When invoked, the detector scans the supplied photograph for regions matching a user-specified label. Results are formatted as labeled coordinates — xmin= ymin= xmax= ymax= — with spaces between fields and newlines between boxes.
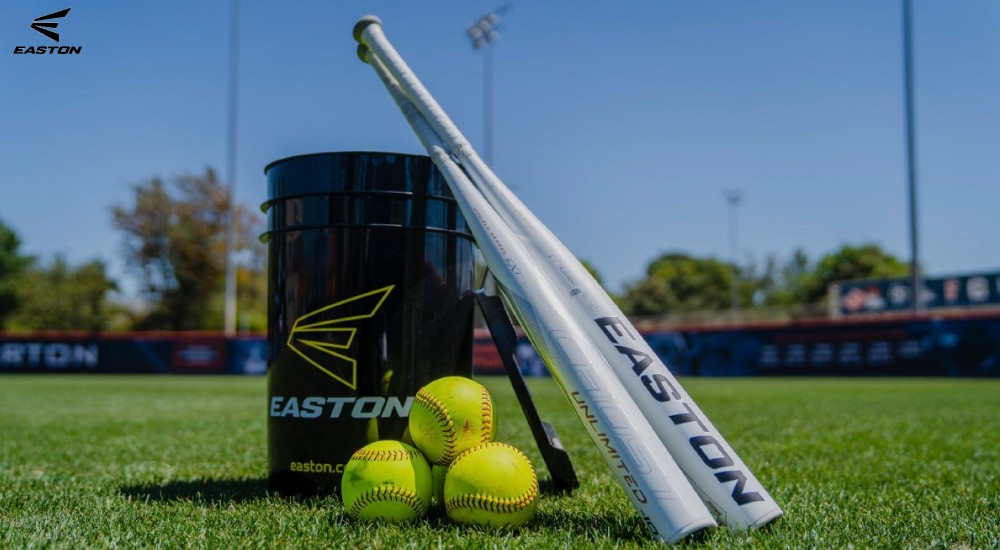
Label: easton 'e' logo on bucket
xmin=287 ymin=286 xmax=394 ymax=389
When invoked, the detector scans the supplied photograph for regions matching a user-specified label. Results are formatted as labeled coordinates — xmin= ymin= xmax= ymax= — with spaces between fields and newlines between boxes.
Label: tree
xmin=0 ymin=218 xmax=33 ymax=328
xmin=112 ymin=168 xmax=264 ymax=330
xmin=793 ymin=243 xmax=909 ymax=304
xmin=236 ymin=242 xmax=268 ymax=331
xmin=753 ymin=248 xmax=811 ymax=306
xmin=9 ymin=256 xmax=119 ymax=332
xmin=620 ymin=252 xmax=736 ymax=316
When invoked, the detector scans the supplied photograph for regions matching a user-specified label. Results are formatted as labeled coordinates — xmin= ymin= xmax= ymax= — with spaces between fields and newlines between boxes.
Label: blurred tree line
xmin=111 ymin=168 xmax=264 ymax=330
xmin=0 ymin=168 xmax=266 ymax=332
xmin=0 ymin=168 xmax=910 ymax=331
xmin=613 ymin=244 xmax=908 ymax=318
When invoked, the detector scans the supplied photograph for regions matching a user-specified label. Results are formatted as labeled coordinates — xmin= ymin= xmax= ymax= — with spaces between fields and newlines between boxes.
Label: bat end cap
xmin=353 ymin=15 xmax=382 ymax=43
xmin=356 ymin=44 xmax=371 ymax=64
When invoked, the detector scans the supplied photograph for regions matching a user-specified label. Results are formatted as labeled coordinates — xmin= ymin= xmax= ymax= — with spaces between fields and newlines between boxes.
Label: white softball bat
xmin=354 ymin=15 xmax=781 ymax=530
xmin=355 ymin=29 xmax=717 ymax=542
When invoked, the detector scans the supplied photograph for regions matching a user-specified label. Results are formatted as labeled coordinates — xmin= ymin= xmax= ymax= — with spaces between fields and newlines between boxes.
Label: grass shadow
xmin=530 ymin=503 xmax=652 ymax=544
xmin=538 ymin=477 xmax=578 ymax=496
xmin=120 ymin=477 xmax=273 ymax=505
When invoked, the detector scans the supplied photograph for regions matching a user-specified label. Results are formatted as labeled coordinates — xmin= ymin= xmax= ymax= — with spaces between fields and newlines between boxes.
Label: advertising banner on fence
xmin=644 ymin=316 xmax=1000 ymax=377
xmin=475 ymin=315 xmax=1000 ymax=378
xmin=832 ymin=271 xmax=1000 ymax=316
xmin=0 ymin=334 xmax=267 ymax=375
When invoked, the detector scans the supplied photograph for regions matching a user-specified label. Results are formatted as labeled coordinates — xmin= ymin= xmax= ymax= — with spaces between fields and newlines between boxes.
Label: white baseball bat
xmin=357 ymin=36 xmax=717 ymax=543
xmin=355 ymin=16 xmax=782 ymax=529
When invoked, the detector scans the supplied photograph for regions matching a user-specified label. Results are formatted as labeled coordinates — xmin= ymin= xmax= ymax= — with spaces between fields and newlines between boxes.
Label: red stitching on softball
xmin=479 ymin=386 xmax=495 ymax=443
xmin=415 ymin=389 xmax=457 ymax=463
xmin=349 ymin=484 xmax=428 ymax=517
xmin=350 ymin=447 xmax=422 ymax=463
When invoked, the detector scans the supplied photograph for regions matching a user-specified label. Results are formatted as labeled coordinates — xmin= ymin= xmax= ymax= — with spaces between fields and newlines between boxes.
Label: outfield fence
xmin=476 ymin=309 xmax=1000 ymax=378
xmin=3 ymin=309 xmax=999 ymax=377
xmin=0 ymin=332 xmax=267 ymax=375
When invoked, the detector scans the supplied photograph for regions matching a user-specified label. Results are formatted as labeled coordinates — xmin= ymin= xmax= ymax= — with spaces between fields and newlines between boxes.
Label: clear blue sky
xmin=2 ymin=1 xmax=998 ymax=296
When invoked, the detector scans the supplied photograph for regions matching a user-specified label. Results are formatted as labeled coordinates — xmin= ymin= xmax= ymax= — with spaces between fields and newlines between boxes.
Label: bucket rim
xmin=259 ymin=188 xmax=460 ymax=214
xmin=258 ymin=222 xmax=477 ymax=244
xmin=263 ymin=150 xmax=429 ymax=175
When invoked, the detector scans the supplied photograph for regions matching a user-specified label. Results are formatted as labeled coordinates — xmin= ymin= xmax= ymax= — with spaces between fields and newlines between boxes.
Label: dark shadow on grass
xmin=528 ymin=504 xmax=652 ymax=544
xmin=538 ymin=477 xmax=578 ymax=496
xmin=120 ymin=477 xmax=274 ymax=505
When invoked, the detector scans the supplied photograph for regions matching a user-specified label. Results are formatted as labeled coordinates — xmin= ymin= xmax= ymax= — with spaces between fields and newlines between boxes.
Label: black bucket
xmin=262 ymin=151 xmax=477 ymax=496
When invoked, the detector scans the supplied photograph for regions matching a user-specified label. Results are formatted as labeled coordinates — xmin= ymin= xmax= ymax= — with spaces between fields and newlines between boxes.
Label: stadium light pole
xmin=223 ymin=0 xmax=241 ymax=336
xmin=902 ymin=0 xmax=923 ymax=314
xmin=724 ymin=189 xmax=743 ymax=323
xmin=467 ymin=6 xmax=509 ymax=165
xmin=468 ymin=7 xmax=508 ymax=298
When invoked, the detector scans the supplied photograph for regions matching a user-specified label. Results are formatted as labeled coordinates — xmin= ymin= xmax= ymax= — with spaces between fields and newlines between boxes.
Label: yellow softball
xmin=408 ymin=376 xmax=497 ymax=466
xmin=444 ymin=442 xmax=539 ymax=529
xmin=340 ymin=440 xmax=432 ymax=522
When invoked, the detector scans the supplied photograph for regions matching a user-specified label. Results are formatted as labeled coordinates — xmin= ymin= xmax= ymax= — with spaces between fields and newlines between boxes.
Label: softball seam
xmin=350 ymin=447 xmax=422 ymax=463
xmin=348 ymin=485 xmax=429 ymax=518
xmin=479 ymin=386 xmax=495 ymax=444
xmin=414 ymin=390 xmax=457 ymax=463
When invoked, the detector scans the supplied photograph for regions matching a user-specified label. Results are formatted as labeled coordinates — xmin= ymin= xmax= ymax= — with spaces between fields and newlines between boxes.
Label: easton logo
xmin=13 ymin=8 xmax=82 ymax=55
xmin=595 ymin=315 xmax=767 ymax=507
xmin=287 ymin=286 xmax=394 ymax=390
xmin=31 ymin=8 xmax=71 ymax=42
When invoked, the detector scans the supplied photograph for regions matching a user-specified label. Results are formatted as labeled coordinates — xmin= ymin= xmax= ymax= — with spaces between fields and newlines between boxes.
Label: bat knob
xmin=353 ymin=15 xmax=382 ymax=43
xmin=356 ymin=44 xmax=371 ymax=64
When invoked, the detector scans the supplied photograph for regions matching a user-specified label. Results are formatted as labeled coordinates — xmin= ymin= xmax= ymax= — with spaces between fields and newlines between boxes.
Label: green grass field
xmin=1 ymin=375 xmax=997 ymax=548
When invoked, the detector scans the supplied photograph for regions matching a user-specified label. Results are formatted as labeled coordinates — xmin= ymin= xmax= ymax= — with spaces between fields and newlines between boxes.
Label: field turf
xmin=0 ymin=375 xmax=997 ymax=548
